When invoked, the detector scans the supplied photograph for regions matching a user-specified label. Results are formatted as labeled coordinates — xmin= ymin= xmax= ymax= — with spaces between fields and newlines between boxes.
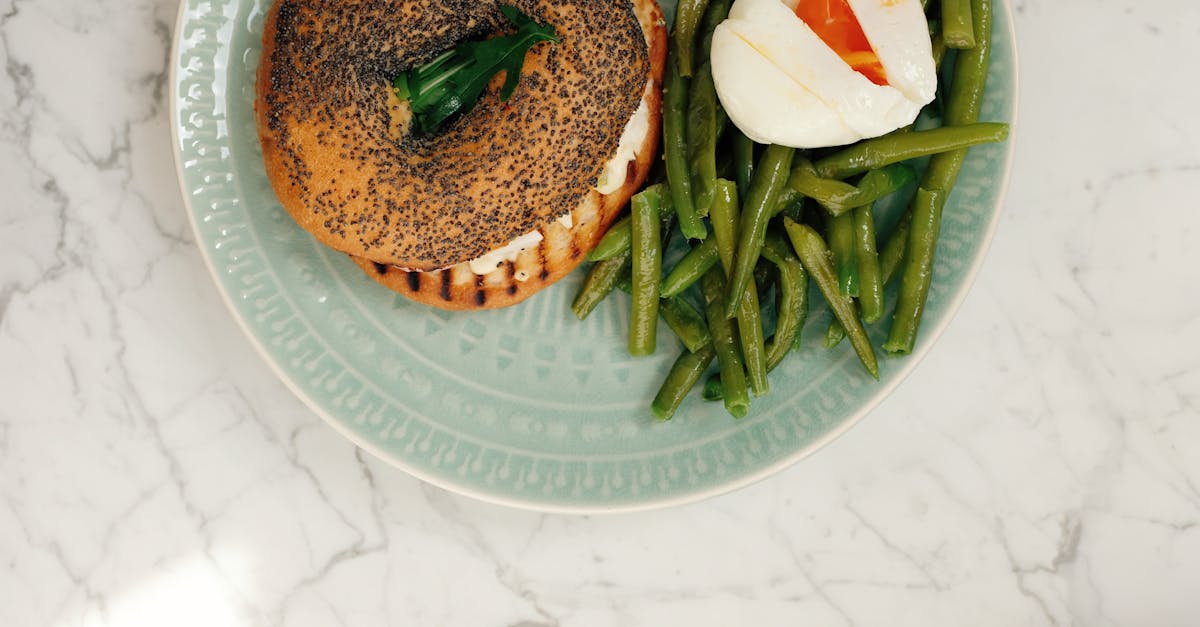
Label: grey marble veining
xmin=2 ymin=0 xmax=1200 ymax=625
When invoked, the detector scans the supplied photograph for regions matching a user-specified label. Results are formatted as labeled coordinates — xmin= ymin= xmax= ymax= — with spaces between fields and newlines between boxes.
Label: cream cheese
xmin=594 ymin=96 xmax=651 ymax=195
xmin=466 ymin=230 xmax=544 ymax=275
xmin=464 ymin=92 xmax=651 ymax=276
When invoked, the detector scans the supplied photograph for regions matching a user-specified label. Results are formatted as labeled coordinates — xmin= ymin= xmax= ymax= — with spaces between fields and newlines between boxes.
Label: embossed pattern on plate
xmin=172 ymin=0 xmax=1017 ymax=512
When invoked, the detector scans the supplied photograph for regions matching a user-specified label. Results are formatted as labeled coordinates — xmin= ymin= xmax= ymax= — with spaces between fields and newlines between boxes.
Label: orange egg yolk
xmin=793 ymin=0 xmax=889 ymax=86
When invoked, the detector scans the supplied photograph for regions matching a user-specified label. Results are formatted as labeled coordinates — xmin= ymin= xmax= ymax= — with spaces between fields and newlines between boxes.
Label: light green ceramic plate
xmin=171 ymin=0 xmax=1017 ymax=513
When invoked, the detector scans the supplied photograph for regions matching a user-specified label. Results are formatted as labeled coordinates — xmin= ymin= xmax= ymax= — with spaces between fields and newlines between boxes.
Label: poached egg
xmin=711 ymin=0 xmax=937 ymax=148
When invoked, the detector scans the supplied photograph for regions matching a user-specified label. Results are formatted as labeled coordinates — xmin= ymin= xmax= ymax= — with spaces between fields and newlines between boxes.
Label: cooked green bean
xmin=659 ymin=296 xmax=712 ymax=353
xmin=571 ymin=250 xmax=631 ymax=320
xmin=687 ymin=62 xmax=719 ymax=216
xmin=880 ymin=208 xmax=913 ymax=285
xmin=614 ymin=275 xmax=711 ymax=353
xmin=701 ymin=373 xmax=725 ymax=402
xmin=813 ymin=122 xmax=1008 ymax=179
xmin=943 ymin=0 xmax=993 ymax=126
xmin=726 ymin=144 xmax=795 ymax=314
xmin=886 ymin=0 xmax=993 ymax=356
xmin=672 ymin=0 xmax=711 ymax=78
xmin=661 ymin=237 xmax=720 ymax=297
xmin=761 ymin=233 xmax=807 ymax=369
xmin=704 ymin=231 xmax=816 ymax=402
xmin=854 ymin=204 xmax=884 ymax=323
xmin=826 ymin=211 xmax=858 ymax=298
xmin=825 ymin=320 xmax=846 ymax=349
xmin=941 ymin=0 xmax=976 ymax=49
xmin=707 ymin=180 xmax=739 ymax=272
xmin=652 ymin=344 xmax=717 ymax=420
xmin=702 ymin=268 xmax=750 ymax=417
xmin=698 ymin=0 xmax=732 ymax=63
xmin=663 ymin=49 xmax=705 ymax=239
xmin=588 ymin=215 xmax=632 ymax=261
xmin=710 ymin=180 xmax=769 ymax=397
xmin=788 ymin=160 xmax=860 ymax=212
xmin=773 ymin=187 xmax=806 ymax=221
xmin=732 ymin=129 xmax=755 ymax=197
xmin=931 ymin=33 xmax=948 ymax=70
xmin=589 ymin=185 xmax=672 ymax=261
xmin=784 ymin=219 xmax=878 ymax=379
xmin=786 ymin=161 xmax=916 ymax=216
xmin=859 ymin=165 xmax=918 ymax=203
xmin=629 ymin=190 xmax=662 ymax=356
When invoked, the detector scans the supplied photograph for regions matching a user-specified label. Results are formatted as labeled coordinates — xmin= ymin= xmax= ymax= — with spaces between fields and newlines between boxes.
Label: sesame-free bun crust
xmin=257 ymin=0 xmax=655 ymax=272
xmin=350 ymin=0 xmax=665 ymax=310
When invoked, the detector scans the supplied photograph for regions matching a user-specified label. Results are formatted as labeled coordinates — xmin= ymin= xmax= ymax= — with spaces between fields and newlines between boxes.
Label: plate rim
xmin=169 ymin=0 xmax=1020 ymax=514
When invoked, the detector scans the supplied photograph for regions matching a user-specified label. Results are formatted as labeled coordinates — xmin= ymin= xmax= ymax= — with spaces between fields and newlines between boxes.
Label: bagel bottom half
xmin=350 ymin=0 xmax=666 ymax=311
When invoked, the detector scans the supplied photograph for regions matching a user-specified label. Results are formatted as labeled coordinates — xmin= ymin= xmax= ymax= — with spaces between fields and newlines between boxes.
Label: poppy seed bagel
xmin=256 ymin=0 xmax=664 ymax=282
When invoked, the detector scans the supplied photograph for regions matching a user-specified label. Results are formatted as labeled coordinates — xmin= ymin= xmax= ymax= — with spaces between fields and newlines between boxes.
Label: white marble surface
xmin=2 ymin=0 xmax=1199 ymax=625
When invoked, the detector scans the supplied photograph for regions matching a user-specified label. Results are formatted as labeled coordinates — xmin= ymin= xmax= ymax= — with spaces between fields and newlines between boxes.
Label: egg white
xmin=712 ymin=0 xmax=936 ymax=148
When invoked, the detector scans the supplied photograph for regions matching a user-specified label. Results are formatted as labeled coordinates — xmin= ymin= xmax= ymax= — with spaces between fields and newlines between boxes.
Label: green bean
xmin=672 ymin=0 xmax=711 ymax=78
xmin=705 ymin=231 xmax=816 ymax=402
xmin=661 ymin=237 xmax=720 ymax=297
xmin=886 ymin=0 xmax=993 ymax=356
xmin=571 ymin=250 xmax=630 ymax=320
xmin=943 ymin=0 xmax=993 ymax=127
xmin=614 ymin=275 xmax=711 ymax=353
xmin=826 ymin=211 xmax=858 ymax=298
xmin=854 ymin=204 xmax=884 ymax=323
xmin=825 ymin=320 xmax=846 ymax=348
xmin=629 ymin=190 xmax=662 ymax=356
xmin=941 ymin=0 xmax=976 ymax=49
xmin=788 ymin=161 xmax=915 ymax=216
xmin=687 ymin=62 xmax=719 ymax=216
xmin=860 ymin=165 xmax=918 ymax=201
xmin=663 ymin=49 xmax=705 ymax=239
xmin=726 ymin=144 xmax=795 ymax=314
xmin=698 ymin=0 xmax=732 ymax=63
xmin=773 ymin=188 xmax=806 ymax=221
xmin=788 ymin=160 xmax=859 ymax=213
xmin=659 ymin=296 xmax=712 ymax=353
xmin=701 ymin=373 xmax=725 ymax=402
xmin=931 ymin=33 xmax=948 ymax=70
xmin=783 ymin=219 xmax=878 ymax=379
xmin=880 ymin=208 xmax=913 ymax=285
xmin=813 ymin=122 xmax=1008 ymax=179
xmin=710 ymin=180 xmax=769 ymax=397
xmin=588 ymin=215 xmax=632 ymax=261
xmin=883 ymin=191 xmax=940 ymax=356
xmin=589 ymin=185 xmax=672 ymax=261
xmin=652 ymin=344 xmax=717 ymax=420
xmin=708 ymin=181 xmax=739 ymax=273
xmin=702 ymin=268 xmax=750 ymax=417
xmin=761 ymin=233 xmax=807 ymax=370
xmin=732 ymin=129 xmax=755 ymax=198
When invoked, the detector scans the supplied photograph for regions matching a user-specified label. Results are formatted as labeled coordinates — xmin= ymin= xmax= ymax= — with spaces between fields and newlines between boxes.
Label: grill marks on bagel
xmin=258 ymin=0 xmax=652 ymax=271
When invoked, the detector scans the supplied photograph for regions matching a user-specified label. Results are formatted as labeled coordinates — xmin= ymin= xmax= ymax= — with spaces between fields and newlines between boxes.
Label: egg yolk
xmin=793 ymin=0 xmax=889 ymax=86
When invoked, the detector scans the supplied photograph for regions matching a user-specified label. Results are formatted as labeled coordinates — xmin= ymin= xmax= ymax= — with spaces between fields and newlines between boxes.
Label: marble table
xmin=2 ymin=0 xmax=1198 ymax=625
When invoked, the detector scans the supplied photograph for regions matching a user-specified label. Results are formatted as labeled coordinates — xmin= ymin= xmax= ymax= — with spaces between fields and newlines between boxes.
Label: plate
xmin=170 ymin=0 xmax=1018 ymax=513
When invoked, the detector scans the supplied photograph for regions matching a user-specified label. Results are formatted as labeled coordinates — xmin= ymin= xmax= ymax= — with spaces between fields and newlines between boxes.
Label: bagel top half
xmin=256 ymin=0 xmax=652 ymax=272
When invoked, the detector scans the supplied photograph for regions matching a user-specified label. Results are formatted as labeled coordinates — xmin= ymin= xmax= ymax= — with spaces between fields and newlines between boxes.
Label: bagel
xmin=256 ymin=0 xmax=667 ymax=310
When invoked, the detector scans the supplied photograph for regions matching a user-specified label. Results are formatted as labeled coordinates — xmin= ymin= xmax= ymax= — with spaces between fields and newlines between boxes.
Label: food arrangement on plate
xmin=255 ymin=0 xmax=1008 ymax=420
